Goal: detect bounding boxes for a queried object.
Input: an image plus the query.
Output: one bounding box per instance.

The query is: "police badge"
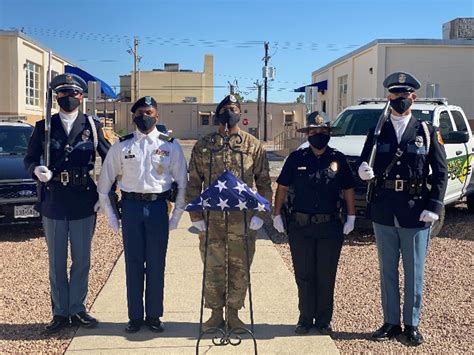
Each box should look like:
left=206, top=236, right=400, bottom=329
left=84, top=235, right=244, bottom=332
left=82, top=129, right=90, bottom=141
left=415, top=136, right=424, bottom=148
left=330, top=161, right=338, bottom=172
left=398, top=73, right=406, bottom=83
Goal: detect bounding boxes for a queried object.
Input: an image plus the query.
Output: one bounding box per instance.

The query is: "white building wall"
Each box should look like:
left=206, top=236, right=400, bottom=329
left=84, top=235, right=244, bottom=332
left=353, top=48, right=378, bottom=101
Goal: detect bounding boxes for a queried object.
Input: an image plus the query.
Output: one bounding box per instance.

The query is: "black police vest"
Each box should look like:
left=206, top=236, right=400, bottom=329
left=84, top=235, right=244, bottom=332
left=291, top=148, right=343, bottom=214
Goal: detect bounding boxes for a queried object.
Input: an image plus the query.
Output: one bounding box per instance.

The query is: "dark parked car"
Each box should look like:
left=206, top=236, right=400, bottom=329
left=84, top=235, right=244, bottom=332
left=0, top=118, right=40, bottom=225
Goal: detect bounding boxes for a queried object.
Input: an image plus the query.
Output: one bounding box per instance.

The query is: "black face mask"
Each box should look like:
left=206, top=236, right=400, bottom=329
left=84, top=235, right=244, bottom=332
left=308, top=133, right=330, bottom=150
left=133, top=114, right=157, bottom=132
left=390, top=96, right=412, bottom=114
left=218, top=110, right=240, bottom=128
left=57, top=96, right=81, bottom=112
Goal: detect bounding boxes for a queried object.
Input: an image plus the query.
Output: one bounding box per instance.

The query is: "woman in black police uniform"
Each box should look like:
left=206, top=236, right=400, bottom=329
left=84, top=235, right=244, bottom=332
left=24, top=73, right=111, bottom=333
left=273, top=112, right=356, bottom=335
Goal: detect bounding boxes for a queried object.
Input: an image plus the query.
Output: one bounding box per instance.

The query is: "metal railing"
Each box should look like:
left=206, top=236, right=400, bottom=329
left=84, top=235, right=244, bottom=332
left=274, top=122, right=305, bottom=152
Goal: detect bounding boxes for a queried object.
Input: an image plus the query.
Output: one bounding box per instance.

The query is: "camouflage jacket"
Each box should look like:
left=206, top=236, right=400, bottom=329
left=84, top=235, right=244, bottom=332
left=186, top=129, right=272, bottom=222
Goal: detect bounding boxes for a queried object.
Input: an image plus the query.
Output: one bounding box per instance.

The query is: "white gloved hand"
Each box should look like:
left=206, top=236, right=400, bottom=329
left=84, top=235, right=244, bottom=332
left=94, top=201, right=101, bottom=213
left=34, top=165, right=52, bottom=183
left=273, top=215, right=285, bottom=233
left=358, top=162, right=375, bottom=181
left=169, top=208, right=184, bottom=231
left=98, top=193, right=120, bottom=233
left=419, top=210, right=439, bottom=223
left=192, top=220, right=206, bottom=232
left=343, top=215, right=356, bottom=235
left=249, top=216, right=264, bottom=231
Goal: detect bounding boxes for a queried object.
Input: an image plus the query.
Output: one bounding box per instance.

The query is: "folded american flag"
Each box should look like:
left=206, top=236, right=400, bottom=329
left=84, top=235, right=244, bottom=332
left=185, top=171, right=270, bottom=212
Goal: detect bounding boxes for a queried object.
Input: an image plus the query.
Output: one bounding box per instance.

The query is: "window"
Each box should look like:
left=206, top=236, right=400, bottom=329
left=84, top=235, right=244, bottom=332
left=51, top=70, right=59, bottom=109
left=25, top=61, right=41, bottom=106
left=439, top=111, right=454, bottom=140
left=337, top=75, right=348, bottom=114
left=451, top=111, right=468, bottom=132
left=200, top=112, right=210, bottom=126
left=283, top=110, right=295, bottom=126
left=321, top=100, right=327, bottom=113
left=212, top=113, right=219, bottom=126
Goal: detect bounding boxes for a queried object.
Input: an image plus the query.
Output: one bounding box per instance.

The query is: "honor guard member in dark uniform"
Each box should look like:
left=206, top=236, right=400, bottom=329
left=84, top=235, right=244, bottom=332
left=97, top=96, right=188, bottom=333
left=358, top=72, right=448, bottom=346
left=273, top=112, right=356, bottom=335
left=24, top=73, right=111, bottom=333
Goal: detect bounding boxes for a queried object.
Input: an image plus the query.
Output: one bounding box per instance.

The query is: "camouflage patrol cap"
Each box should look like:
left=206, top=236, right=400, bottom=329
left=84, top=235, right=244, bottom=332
left=50, top=73, right=87, bottom=93
left=131, top=96, right=158, bottom=113
left=215, top=94, right=241, bottom=116
left=297, top=111, right=331, bottom=133
left=383, top=71, right=421, bottom=93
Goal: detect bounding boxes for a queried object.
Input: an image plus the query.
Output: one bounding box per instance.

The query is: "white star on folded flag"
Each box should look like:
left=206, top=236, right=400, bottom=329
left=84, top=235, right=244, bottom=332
left=215, top=179, right=228, bottom=192
left=233, top=181, right=247, bottom=194
left=254, top=202, right=266, bottom=212
left=235, top=200, right=247, bottom=210
left=217, top=197, right=229, bottom=210
left=202, top=198, right=211, bottom=208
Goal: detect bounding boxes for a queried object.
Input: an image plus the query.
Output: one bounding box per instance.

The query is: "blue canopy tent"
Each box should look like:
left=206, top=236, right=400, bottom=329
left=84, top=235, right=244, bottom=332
left=64, top=65, right=117, bottom=99
left=294, top=80, right=328, bottom=93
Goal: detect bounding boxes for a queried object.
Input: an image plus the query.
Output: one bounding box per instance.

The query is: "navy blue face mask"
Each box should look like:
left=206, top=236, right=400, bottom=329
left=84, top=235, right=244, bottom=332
left=390, top=96, right=412, bottom=114
left=308, top=133, right=330, bottom=150
left=218, top=110, right=240, bottom=128
left=133, top=114, right=157, bottom=132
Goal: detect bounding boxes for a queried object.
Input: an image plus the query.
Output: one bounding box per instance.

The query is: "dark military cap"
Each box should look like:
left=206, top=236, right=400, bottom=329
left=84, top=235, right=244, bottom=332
left=297, top=111, right=331, bottom=133
left=383, top=71, right=421, bottom=93
left=50, top=73, right=87, bottom=93
left=215, top=94, right=241, bottom=116
left=131, top=96, right=158, bottom=113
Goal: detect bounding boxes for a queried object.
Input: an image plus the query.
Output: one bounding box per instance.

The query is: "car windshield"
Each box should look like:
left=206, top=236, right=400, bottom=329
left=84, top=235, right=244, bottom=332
left=0, top=126, right=33, bottom=155
left=331, top=108, right=434, bottom=136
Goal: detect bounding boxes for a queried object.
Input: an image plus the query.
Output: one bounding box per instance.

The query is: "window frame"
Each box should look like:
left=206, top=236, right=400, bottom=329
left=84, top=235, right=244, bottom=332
left=336, top=75, right=348, bottom=114
left=25, top=61, right=42, bottom=107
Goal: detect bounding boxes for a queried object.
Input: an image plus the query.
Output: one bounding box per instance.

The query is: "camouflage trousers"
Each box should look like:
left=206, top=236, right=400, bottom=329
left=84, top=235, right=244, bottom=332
left=199, top=217, right=256, bottom=310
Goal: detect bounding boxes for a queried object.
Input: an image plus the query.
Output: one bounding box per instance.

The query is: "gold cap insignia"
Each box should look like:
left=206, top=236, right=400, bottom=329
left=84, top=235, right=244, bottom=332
left=66, top=75, right=73, bottom=83
left=398, top=73, right=406, bottom=83
left=315, top=115, right=325, bottom=125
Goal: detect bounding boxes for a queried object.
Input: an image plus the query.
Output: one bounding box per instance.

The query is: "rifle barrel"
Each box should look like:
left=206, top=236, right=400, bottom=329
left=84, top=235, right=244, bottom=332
left=44, top=51, right=53, bottom=167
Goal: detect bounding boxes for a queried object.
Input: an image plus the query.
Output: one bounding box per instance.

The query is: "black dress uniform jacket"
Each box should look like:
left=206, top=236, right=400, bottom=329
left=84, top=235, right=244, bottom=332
left=359, top=116, right=448, bottom=228
left=24, top=113, right=110, bottom=220
left=278, top=147, right=355, bottom=215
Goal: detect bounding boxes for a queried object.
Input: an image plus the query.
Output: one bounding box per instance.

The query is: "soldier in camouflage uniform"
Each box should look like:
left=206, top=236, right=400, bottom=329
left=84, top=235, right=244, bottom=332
left=186, top=95, right=272, bottom=332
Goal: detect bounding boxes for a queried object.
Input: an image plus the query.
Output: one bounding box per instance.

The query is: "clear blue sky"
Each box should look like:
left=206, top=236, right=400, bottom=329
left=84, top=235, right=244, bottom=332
left=0, top=0, right=472, bottom=102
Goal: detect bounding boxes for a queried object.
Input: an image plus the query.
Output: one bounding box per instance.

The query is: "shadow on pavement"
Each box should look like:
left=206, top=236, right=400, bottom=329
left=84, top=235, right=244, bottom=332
left=0, top=224, right=43, bottom=242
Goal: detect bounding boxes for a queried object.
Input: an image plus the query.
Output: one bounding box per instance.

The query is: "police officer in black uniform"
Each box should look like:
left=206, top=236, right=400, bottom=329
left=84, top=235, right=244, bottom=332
left=273, top=112, right=356, bottom=335
left=24, top=73, right=111, bottom=333
left=358, top=72, right=448, bottom=345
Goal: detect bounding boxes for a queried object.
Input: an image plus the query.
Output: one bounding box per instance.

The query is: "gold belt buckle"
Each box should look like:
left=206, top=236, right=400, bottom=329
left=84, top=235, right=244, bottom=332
left=60, top=171, right=69, bottom=186
left=395, top=179, right=404, bottom=192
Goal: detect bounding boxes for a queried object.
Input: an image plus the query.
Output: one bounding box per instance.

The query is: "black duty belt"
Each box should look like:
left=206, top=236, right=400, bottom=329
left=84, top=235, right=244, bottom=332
left=378, top=179, right=409, bottom=192
left=51, top=168, right=90, bottom=186
left=291, top=212, right=338, bottom=226
left=122, top=190, right=170, bottom=201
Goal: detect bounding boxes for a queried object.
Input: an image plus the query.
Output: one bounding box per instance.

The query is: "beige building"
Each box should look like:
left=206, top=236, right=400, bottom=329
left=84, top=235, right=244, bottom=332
left=120, top=54, right=214, bottom=103
left=304, top=39, right=474, bottom=121
left=0, top=30, right=74, bottom=123
left=89, top=101, right=305, bottom=140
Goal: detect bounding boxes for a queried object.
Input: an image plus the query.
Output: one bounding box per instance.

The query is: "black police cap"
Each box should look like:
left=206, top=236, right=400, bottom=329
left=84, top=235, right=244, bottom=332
left=215, top=95, right=241, bottom=117
left=131, top=96, right=158, bottom=113
left=383, top=71, right=421, bottom=93
left=50, top=73, right=87, bottom=93
left=297, top=111, right=331, bottom=133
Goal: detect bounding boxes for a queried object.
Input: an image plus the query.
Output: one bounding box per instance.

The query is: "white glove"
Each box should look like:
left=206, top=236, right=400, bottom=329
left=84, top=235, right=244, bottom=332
left=358, top=162, right=374, bottom=181
left=94, top=201, right=101, bottom=213
left=343, top=215, right=356, bottom=235
left=169, top=208, right=184, bottom=231
left=273, top=215, right=285, bottom=233
left=98, top=193, right=120, bottom=233
left=192, top=220, right=206, bottom=232
left=419, top=210, right=439, bottom=223
left=249, top=216, right=264, bottom=231
left=34, top=165, right=52, bottom=183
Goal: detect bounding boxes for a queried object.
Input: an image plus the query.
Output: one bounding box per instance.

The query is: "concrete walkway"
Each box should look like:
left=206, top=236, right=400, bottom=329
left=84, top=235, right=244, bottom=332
left=66, top=213, right=339, bottom=354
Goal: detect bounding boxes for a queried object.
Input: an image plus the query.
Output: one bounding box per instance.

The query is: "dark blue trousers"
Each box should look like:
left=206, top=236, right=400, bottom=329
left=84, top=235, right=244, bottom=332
left=121, top=198, right=169, bottom=321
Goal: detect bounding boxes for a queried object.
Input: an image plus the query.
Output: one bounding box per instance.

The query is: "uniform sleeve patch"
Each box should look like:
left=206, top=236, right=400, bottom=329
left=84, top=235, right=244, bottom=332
left=437, top=131, right=444, bottom=145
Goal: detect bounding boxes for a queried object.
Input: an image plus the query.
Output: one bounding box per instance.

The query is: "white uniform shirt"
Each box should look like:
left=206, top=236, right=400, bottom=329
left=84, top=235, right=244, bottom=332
left=390, top=113, right=412, bottom=144
left=59, top=111, right=79, bottom=135
left=97, top=128, right=188, bottom=207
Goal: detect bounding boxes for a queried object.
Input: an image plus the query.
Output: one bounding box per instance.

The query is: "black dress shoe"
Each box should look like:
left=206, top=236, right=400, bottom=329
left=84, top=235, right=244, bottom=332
left=316, top=324, right=333, bottom=336
left=371, top=323, right=402, bottom=341
left=145, top=317, right=164, bottom=333
left=45, top=315, right=70, bottom=334
left=125, top=319, right=143, bottom=333
left=71, top=311, right=98, bottom=328
left=404, top=325, right=424, bottom=346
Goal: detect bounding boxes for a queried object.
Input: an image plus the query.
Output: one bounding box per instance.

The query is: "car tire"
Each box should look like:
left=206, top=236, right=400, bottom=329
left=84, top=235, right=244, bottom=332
left=467, top=194, right=474, bottom=214
left=430, top=205, right=445, bottom=237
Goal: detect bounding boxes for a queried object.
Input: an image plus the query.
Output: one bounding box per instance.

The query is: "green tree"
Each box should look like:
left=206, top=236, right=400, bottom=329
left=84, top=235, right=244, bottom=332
left=295, top=94, right=305, bottom=103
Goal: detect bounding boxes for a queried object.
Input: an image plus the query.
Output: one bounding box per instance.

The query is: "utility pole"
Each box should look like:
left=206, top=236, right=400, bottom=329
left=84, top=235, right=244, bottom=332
left=228, top=81, right=235, bottom=94
left=263, top=42, right=269, bottom=141
left=254, top=80, right=262, bottom=139
left=127, top=37, right=141, bottom=101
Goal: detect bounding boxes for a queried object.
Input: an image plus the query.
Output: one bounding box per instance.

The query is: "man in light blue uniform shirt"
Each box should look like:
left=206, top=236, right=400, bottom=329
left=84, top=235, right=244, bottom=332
left=98, top=96, right=188, bottom=333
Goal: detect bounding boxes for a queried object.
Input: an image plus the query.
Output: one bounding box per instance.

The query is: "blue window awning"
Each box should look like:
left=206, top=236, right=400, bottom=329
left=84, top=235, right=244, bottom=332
left=65, top=65, right=117, bottom=99
left=294, top=80, right=328, bottom=93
